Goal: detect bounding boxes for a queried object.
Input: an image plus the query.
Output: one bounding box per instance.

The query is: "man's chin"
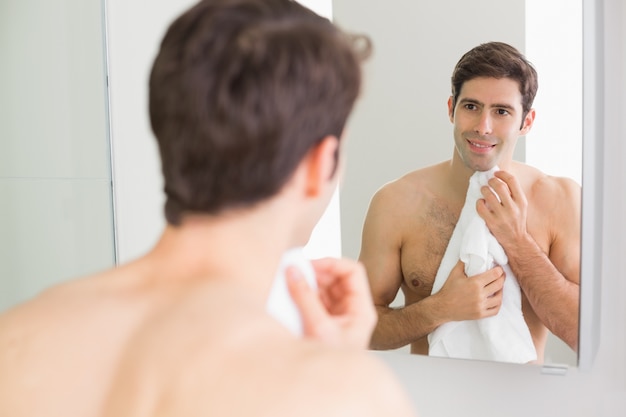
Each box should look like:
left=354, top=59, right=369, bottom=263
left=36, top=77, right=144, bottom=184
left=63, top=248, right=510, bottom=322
left=465, top=161, right=497, bottom=173
left=476, top=164, right=497, bottom=173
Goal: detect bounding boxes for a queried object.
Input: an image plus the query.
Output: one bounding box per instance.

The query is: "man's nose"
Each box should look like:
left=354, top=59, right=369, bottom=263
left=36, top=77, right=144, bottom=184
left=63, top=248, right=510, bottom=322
left=474, top=112, right=493, bottom=136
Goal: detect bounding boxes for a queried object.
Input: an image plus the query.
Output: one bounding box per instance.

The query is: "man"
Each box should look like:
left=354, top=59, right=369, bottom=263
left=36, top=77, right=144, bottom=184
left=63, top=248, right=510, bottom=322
left=0, top=1, right=416, bottom=416
left=362, top=42, right=580, bottom=362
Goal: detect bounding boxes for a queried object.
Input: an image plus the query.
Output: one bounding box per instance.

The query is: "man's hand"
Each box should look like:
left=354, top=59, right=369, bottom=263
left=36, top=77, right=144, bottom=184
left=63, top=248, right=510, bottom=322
left=476, top=170, right=530, bottom=247
left=286, top=257, right=376, bottom=349
left=433, top=261, right=505, bottom=322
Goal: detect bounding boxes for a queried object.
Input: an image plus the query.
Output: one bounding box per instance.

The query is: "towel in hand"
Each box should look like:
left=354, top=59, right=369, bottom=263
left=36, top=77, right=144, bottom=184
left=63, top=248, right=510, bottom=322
left=427, top=167, right=537, bottom=363
left=266, top=248, right=317, bottom=336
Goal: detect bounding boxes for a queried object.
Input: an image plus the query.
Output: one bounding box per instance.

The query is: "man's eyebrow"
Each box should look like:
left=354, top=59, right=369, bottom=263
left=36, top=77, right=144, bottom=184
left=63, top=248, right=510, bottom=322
left=459, top=97, right=516, bottom=111
left=458, top=98, right=483, bottom=106
left=491, top=102, right=516, bottom=111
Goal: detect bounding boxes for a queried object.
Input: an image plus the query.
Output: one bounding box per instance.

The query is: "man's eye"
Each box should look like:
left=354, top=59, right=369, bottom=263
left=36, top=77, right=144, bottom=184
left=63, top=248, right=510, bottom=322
left=464, top=104, right=477, bottom=110
left=496, top=108, right=510, bottom=115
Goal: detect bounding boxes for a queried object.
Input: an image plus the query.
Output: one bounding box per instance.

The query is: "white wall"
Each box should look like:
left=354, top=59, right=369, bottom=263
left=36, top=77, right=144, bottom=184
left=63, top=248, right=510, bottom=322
left=0, top=0, right=115, bottom=311
left=106, top=0, right=188, bottom=264
left=525, top=0, right=583, bottom=185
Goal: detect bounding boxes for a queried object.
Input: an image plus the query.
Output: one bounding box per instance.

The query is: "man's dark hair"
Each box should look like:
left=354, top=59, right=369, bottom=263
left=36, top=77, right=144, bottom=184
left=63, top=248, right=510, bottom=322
left=149, top=0, right=370, bottom=225
left=450, top=41, right=538, bottom=125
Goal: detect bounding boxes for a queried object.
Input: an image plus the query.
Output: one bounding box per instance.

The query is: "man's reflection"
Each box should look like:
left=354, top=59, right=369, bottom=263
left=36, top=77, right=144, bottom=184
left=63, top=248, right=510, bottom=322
left=360, top=42, right=580, bottom=363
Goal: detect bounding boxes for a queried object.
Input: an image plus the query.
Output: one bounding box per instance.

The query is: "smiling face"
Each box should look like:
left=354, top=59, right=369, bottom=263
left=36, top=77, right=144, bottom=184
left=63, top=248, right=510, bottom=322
left=448, top=76, right=535, bottom=172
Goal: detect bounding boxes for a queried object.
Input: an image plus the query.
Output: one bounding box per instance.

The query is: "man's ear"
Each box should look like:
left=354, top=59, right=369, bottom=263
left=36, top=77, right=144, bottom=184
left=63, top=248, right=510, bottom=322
left=447, top=96, right=455, bottom=122
left=303, top=135, right=339, bottom=197
left=520, top=108, right=536, bottom=135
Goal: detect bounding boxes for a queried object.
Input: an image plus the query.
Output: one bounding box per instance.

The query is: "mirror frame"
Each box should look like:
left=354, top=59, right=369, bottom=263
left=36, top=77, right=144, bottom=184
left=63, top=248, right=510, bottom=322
left=335, top=0, right=588, bottom=368
left=578, top=0, right=603, bottom=371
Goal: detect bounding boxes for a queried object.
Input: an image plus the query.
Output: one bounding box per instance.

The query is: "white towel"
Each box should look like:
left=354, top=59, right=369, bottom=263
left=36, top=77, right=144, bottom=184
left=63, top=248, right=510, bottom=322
left=266, top=248, right=317, bottom=336
left=428, top=167, right=537, bottom=363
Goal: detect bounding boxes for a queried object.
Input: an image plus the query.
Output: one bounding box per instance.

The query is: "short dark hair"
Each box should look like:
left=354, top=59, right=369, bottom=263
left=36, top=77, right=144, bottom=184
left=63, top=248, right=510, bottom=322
left=149, top=0, right=370, bottom=225
left=450, top=41, right=538, bottom=122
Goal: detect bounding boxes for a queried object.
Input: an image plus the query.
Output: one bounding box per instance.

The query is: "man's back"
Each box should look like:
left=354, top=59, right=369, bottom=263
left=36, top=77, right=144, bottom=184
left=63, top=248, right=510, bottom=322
left=0, top=263, right=157, bottom=417
left=0, top=258, right=237, bottom=416
left=101, top=280, right=414, bottom=417
left=0, top=256, right=415, bottom=417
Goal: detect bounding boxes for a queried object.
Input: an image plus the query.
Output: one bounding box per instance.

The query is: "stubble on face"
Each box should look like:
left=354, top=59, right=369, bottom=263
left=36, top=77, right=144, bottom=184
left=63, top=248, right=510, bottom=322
left=453, top=128, right=501, bottom=172
left=449, top=77, right=526, bottom=173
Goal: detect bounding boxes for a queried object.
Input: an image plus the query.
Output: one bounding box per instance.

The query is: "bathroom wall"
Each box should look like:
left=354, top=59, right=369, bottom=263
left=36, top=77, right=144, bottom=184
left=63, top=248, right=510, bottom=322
left=525, top=0, right=583, bottom=185
left=0, top=0, right=115, bottom=312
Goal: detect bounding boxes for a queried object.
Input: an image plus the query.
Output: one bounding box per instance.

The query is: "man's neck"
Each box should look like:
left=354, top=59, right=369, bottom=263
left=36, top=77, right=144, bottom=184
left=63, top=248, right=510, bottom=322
left=448, top=153, right=515, bottom=196
left=142, top=205, right=297, bottom=300
left=447, top=156, right=475, bottom=197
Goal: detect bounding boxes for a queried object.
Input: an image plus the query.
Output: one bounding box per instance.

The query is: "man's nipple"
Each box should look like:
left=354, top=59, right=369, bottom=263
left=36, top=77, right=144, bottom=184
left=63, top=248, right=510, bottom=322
left=410, top=277, right=432, bottom=293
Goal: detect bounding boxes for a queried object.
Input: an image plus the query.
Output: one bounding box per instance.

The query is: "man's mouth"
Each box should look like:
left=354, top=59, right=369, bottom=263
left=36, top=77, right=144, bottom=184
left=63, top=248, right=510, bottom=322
left=467, top=139, right=496, bottom=150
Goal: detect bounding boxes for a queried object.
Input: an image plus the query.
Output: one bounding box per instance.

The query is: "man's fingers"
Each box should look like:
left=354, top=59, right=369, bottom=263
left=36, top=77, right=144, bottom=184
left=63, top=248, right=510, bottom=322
left=311, top=258, right=363, bottom=282
left=311, top=258, right=373, bottom=304
left=493, top=170, right=526, bottom=204
left=448, top=260, right=467, bottom=280
left=480, top=185, right=504, bottom=210
left=471, top=265, right=505, bottom=286
left=286, top=262, right=375, bottom=348
left=486, top=290, right=503, bottom=313
left=285, top=266, right=327, bottom=329
left=485, top=269, right=505, bottom=291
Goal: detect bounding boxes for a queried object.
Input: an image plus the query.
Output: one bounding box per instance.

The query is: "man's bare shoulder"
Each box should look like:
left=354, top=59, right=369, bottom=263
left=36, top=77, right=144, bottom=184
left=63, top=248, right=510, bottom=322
left=370, top=162, right=450, bottom=212
left=282, top=346, right=417, bottom=417
left=512, top=162, right=581, bottom=210
left=0, top=262, right=151, bottom=417
left=0, top=264, right=139, bottom=329
left=0, top=261, right=149, bottom=367
left=533, top=174, right=581, bottom=205
left=160, top=341, right=416, bottom=416
left=177, top=337, right=416, bottom=416
left=104, top=286, right=417, bottom=417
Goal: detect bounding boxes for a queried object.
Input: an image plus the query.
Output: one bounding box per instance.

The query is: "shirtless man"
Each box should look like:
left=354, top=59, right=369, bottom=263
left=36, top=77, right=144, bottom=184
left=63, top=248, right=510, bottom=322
left=362, top=42, right=580, bottom=362
left=0, top=1, right=416, bottom=416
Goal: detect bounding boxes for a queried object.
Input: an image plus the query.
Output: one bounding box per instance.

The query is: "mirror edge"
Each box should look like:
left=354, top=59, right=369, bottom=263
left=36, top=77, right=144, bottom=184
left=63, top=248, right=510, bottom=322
left=579, top=0, right=603, bottom=372
left=101, top=0, right=120, bottom=266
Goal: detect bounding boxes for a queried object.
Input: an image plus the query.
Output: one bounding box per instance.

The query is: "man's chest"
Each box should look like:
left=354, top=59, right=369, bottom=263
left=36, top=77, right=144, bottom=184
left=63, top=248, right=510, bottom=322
left=399, top=203, right=459, bottom=298
left=397, top=201, right=551, bottom=299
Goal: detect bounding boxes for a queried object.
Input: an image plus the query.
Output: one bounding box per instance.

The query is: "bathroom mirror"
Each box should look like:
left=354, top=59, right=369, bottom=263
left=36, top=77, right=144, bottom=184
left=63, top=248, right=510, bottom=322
left=334, top=0, right=582, bottom=367
left=2, top=0, right=588, bottom=371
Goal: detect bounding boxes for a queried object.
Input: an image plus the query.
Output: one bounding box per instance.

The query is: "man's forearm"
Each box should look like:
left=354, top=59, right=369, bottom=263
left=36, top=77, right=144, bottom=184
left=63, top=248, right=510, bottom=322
left=506, top=237, right=580, bottom=351
left=369, top=297, right=443, bottom=350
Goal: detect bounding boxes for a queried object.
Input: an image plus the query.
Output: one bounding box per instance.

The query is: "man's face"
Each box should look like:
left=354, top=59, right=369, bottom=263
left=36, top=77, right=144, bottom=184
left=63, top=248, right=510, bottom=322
left=448, top=76, right=534, bottom=172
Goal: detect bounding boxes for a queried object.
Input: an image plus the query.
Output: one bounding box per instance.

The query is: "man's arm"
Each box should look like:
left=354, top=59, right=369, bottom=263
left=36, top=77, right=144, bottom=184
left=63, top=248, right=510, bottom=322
left=478, top=171, right=581, bottom=351
left=359, top=186, right=434, bottom=349
left=361, top=186, right=506, bottom=351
